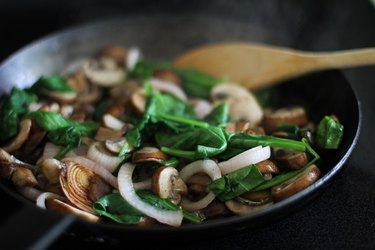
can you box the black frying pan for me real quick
[0,16,361,249]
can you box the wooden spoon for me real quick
[173,42,375,90]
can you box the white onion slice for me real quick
[219,146,271,175]
[36,192,66,209]
[118,163,183,227]
[87,142,123,173]
[37,143,76,165]
[126,47,142,71]
[149,78,187,101]
[191,99,213,119]
[16,186,43,202]
[62,156,118,188]
[133,178,152,190]
[179,160,222,211]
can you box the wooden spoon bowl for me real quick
[173,42,375,90]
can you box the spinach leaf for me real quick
[93,193,143,224]
[208,164,264,201]
[93,191,202,224]
[124,83,199,150]
[0,87,37,143]
[129,60,172,79]
[28,110,99,158]
[30,75,75,93]
[316,115,344,149]
[156,126,229,160]
[204,103,230,127]
[174,68,220,99]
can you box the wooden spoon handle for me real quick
[308,48,375,69]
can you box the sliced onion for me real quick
[126,47,142,71]
[87,142,123,173]
[16,186,43,202]
[219,146,271,175]
[149,78,187,101]
[191,99,213,119]
[133,178,152,190]
[179,160,221,211]
[36,192,66,209]
[37,143,76,165]
[118,163,183,227]
[62,156,118,188]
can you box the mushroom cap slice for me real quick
[83,58,126,87]
[152,166,187,204]
[211,83,263,126]
[132,147,167,164]
[271,164,321,201]
[263,106,308,133]
[255,160,280,174]
[274,148,309,170]
[225,199,273,215]
[100,45,127,65]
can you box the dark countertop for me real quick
[0,1,374,249]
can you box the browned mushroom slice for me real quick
[100,45,127,65]
[240,190,273,205]
[83,58,126,87]
[94,127,124,141]
[271,164,321,201]
[46,198,101,223]
[11,166,38,187]
[39,158,63,185]
[202,200,230,217]
[274,148,309,170]
[42,90,77,104]
[2,119,32,153]
[60,159,112,214]
[263,106,308,133]
[225,199,273,215]
[132,147,167,164]
[106,103,125,118]
[153,68,182,86]
[255,160,280,175]
[130,89,146,114]
[152,166,188,204]
[105,138,133,154]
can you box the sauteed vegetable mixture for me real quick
[0,46,344,227]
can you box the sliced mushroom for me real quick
[2,119,32,153]
[149,78,187,101]
[211,83,263,125]
[153,68,181,86]
[102,113,126,131]
[239,190,273,205]
[130,89,146,114]
[83,58,126,87]
[46,198,100,223]
[274,148,309,170]
[94,127,124,141]
[263,106,308,133]
[105,138,133,154]
[11,166,38,187]
[255,160,280,175]
[152,166,188,204]
[0,148,35,181]
[271,164,321,201]
[106,103,125,118]
[202,200,229,217]
[225,199,273,215]
[39,158,63,185]
[100,45,127,65]
[132,147,167,164]
[42,90,77,104]
[60,159,112,214]
[109,80,140,102]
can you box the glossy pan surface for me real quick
[0,16,361,244]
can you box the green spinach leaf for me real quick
[204,103,230,127]
[316,115,344,149]
[30,75,75,93]
[208,164,264,201]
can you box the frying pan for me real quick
[0,16,361,248]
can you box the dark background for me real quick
[0,0,374,249]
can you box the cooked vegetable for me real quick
[316,115,344,149]
[0,45,344,228]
